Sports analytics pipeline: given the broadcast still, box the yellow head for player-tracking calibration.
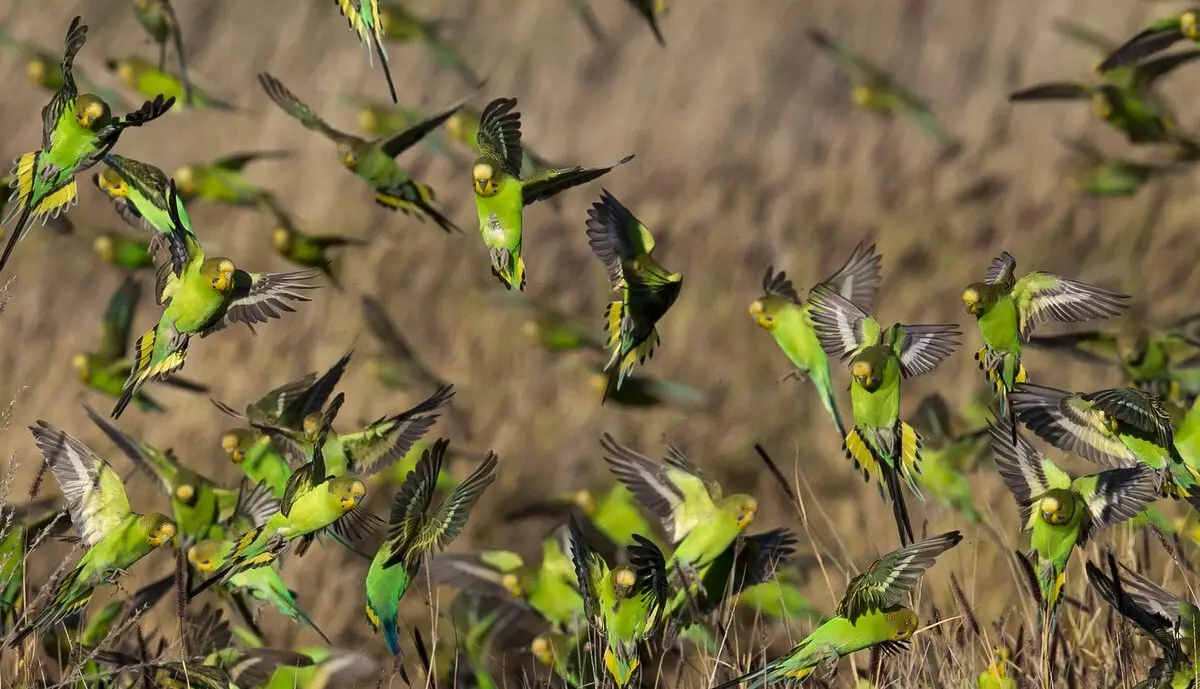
[357,110,378,135]
[886,607,919,640]
[92,234,117,264]
[725,494,758,530]
[74,94,111,130]
[473,161,500,197]
[72,353,91,381]
[97,169,129,199]
[446,114,466,143]
[27,59,47,83]
[144,514,177,548]
[748,298,781,331]
[851,358,877,390]
[201,258,236,293]
[531,636,554,667]
[221,428,251,463]
[174,483,196,505]
[187,539,230,572]
[1039,489,1076,526]
[114,60,136,85]
[1104,412,1120,435]
[272,226,293,252]
[572,489,596,515]
[337,142,359,169]
[332,477,367,511]
[173,166,196,193]
[851,84,874,106]
[961,283,987,316]
[1184,11,1199,40]
[302,413,322,442]
[501,572,524,598]
[1092,89,1114,120]
[612,566,637,597]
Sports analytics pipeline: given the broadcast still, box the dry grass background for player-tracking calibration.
[3,0,1200,686]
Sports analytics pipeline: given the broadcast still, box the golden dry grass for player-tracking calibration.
[3,0,1200,687]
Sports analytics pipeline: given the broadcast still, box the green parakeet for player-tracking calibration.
[93,230,154,271]
[1009,383,1200,503]
[106,56,229,111]
[377,1,482,85]
[909,394,989,523]
[338,95,454,157]
[808,283,961,545]
[807,27,954,144]
[495,290,605,354]
[584,190,681,399]
[84,403,234,544]
[1061,137,1181,197]
[188,538,329,642]
[472,97,633,290]
[93,154,183,238]
[602,432,757,579]
[268,201,366,289]
[175,150,288,209]
[962,251,1128,423]
[977,647,1019,689]
[990,420,1158,672]
[715,531,963,688]
[689,527,799,619]
[130,0,191,99]
[750,241,882,439]
[1099,7,1200,72]
[365,439,498,654]
[1,16,175,276]
[259,72,462,231]
[7,422,177,646]
[568,515,667,687]
[335,0,399,103]
[113,182,321,419]
[1009,51,1200,146]
[73,276,208,414]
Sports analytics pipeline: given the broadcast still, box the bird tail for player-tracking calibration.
[365,603,400,655]
[602,301,659,392]
[1,152,78,274]
[372,35,398,104]
[811,368,847,439]
[374,180,460,233]
[112,326,188,419]
[884,465,915,547]
[845,427,917,546]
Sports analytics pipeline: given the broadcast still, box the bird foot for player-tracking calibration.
[779,368,808,384]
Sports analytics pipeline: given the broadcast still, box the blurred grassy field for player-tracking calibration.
[4,0,1200,686]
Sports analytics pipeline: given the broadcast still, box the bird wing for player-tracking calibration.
[1009,82,1095,102]
[1009,382,1140,469]
[41,16,86,150]
[258,73,356,144]
[629,533,669,621]
[983,251,1017,289]
[521,156,634,207]
[816,241,882,312]
[1076,466,1159,535]
[891,323,961,378]
[277,350,353,430]
[98,276,141,364]
[806,283,878,358]
[384,438,447,561]
[585,189,657,289]
[476,97,524,176]
[342,385,454,476]
[837,531,963,623]
[601,433,717,543]
[806,27,888,85]
[29,421,132,547]
[1011,272,1129,339]
[198,269,321,337]
[246,374,318,427]
[1083,387,1174,449]
[83,402,179,491]
[567,514,606,624]
[988,419,1072,528]
[410,450,498,555]
[759,266,802,304]
[1086,558,1183,654]
[379,98,465,159]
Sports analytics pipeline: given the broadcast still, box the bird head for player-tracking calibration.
[571,489,596,515]
[107,59,136,86]
[993,647,1011,665]
[1185,11,1199,40]
[727,494,758,530]
[144,515,177,548]
[272,226,294,252]
[356,109,379,135]
[446,113,467,143]
[92,233,118,264]
[187,539,230,573]
[1092,87,1116,120]
[302,412,322,442]
[74,94,112,130]
[71,353,91,381]
[1116,332,1149,367]
[748,297,785,331]
[850,348,889,391]
[97,168,129,199]
[221,428,252,464]
[961,282,992,316]
[174,483,197,506]
[26,58,48,84]
[1102,412,1121,435]
[473,160,501,197]
[886,607,919,641]
[173,166,197,194]
[612,565,638,598]
[531,636,554,667]
[1038,489,1077,526]
[851,84,874,107]
[337,142,359,169]
[332,477,367,511]
[201,258,236,293]
[501,572,524,599]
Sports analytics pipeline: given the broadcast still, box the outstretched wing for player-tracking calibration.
[199,269,322,337]
[806,284,877,358]
[521,156,635,207]
[1009,383,1140,470]
[837,531,963,623]
[988,419,1071,528]
[41,16,87,150]
[1011,272,1129,339]
[600,432,718,543]
[342,384,455,477]
[98,276,141,363]
[1082,387,1174,449]
[476,97,524,177]
[384,438,448,565]
[817,241,882,312]
[760,266,802,304]
[379,98,466,159]
[983,251,1017,289]
[1086,557,1182,654]
[258,73,356,144]
[411,450,498,554]
[584,189,656,289]
[892,324,961,378]
[629,533,669,623]
[29,421,132,547]
[1077,466,1159,536]
[568,513,606,623]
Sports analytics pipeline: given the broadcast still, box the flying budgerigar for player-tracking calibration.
[259,72,464,232]
[472,97,634,290]
[807,283,961,545]
[174,150,289,209]
[7,423,177,646]
[1099,7,1200,72]
[715,531,963,687]
[365,438,499,655]
[750,242,882,439]
[112,182,321,419]
[962,251,1128,427]
[130,0,192,102]
[1,16,175,276]
[585,190,681,400]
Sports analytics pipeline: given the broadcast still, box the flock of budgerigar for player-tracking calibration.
[5,2,1200,689]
